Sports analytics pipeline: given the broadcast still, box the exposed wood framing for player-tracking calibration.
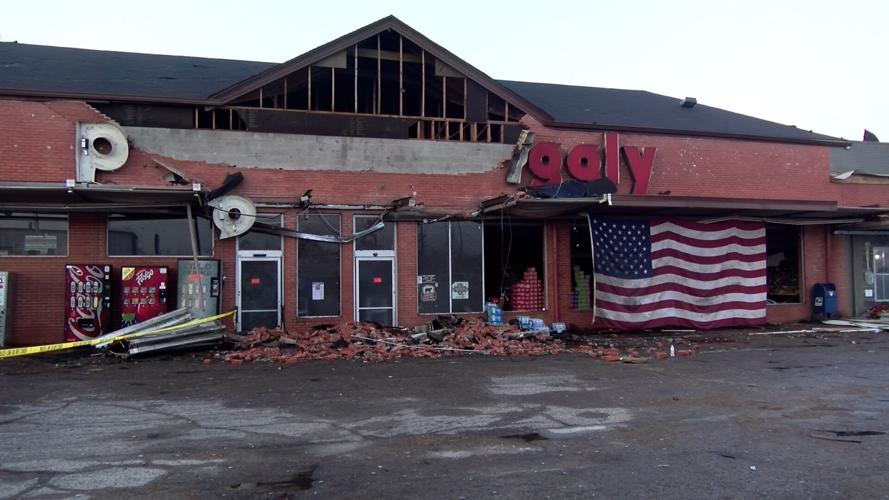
[259,87,263,109]
[354,44,358,113]
[331,67,335,111]
[283,77,288,109]
[442,76,446,118]
[376,35,381,115]
[421,49,426,118]
[211,109,216,130]
[399,35,403,116]
[308,66,312,111]
[463,78,467,121]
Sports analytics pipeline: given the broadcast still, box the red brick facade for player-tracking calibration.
[1,100,886,345]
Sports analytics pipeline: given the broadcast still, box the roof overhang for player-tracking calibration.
[479,194,889,223]
[0,182,204,212]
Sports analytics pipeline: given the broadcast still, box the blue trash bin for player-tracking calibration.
[812,283,838,319]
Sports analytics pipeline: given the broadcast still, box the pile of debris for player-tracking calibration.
[222,317,565,365]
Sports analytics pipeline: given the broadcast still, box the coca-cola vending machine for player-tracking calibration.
[120,266,168,327]
[65,264,112,341]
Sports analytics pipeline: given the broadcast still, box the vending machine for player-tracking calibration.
[120,266,169,327]
[177,259,221,318]
[0,271,11,346]
[65,264,112,341]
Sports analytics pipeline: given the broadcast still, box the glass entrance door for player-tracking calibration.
[237,258,281,332]
[356,258,395,325]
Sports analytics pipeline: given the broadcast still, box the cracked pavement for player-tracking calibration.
[1,330,888,498]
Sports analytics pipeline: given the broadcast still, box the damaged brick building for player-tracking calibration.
[1,16,887,346]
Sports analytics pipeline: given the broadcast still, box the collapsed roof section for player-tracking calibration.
[0,16,844,146]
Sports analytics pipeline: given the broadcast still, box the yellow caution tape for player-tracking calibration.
[0,310,236,359]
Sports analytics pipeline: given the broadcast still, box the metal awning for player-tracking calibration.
[0,182,204,212]
[479,194,889,224]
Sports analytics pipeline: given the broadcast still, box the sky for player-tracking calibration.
[2,0,886,141]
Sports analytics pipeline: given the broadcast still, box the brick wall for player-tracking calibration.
[2,99,886,344]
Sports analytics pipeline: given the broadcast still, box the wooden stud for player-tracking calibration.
[194,108,198,128]
[459,122,463,141]
[421,50,426,118]
[442,76,446,118]
[399,35,403,116]
[308,66,312,111]
[259,87,264,109]
[229,109,233,130]
[463,78,467,121]
[354,44,358,113]
[445,121,449,141]
[377,35,381,114]
[331,67,335,111]
[211,109,216,130]
[505,101,510,122]
[283,77,288,109]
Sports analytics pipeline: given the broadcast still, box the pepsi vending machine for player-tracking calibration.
[177,259,221,318]
[65,264,112,341]
[120,266,168,327]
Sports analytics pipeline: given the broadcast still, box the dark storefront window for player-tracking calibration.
[297,214,341,317]
[107,213,212,256]
[766,224,802,304]
[0,212,68,256]
[417,221,484,314]
[484,221,545,311]
[355,215,395,251]
[238,213,283,251]
[569,219,594,310]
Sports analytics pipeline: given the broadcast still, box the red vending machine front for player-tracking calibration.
[65,264,112,341]
[120,266,169,327]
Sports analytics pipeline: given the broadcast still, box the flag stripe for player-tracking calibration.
[596,271,766,290]
[597,294,767,311]
[651,222,765,241]
[596,305,767,322]
[651,239,765,257]
[653,257,766,274]
[596,281,768,298]
[651,219,766,234]
[652,247,765,265]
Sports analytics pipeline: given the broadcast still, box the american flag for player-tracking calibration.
[589,217,767,330]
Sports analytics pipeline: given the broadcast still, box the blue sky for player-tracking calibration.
[3,0,886,141]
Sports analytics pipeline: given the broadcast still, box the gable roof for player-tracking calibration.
[0,17,847,146]
[0,41,275,103]
[499,80,845,146]
[207,15,551,120]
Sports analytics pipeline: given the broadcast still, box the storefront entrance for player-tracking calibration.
[236,214,283,332]
[354,215,396,325]
[355,257,396,325]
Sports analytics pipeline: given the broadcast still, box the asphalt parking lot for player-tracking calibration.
[1,329,888,499]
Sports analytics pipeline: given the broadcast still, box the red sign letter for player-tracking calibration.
[622,146,656,194]
[527,142,563,185]
[566,144,600,181]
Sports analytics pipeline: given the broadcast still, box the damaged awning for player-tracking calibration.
[478,193,889,224]
[0,181,203,212]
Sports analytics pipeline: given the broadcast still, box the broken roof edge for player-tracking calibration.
[0,86,220,106]
[536,118,850,148]
[207,15,554,123]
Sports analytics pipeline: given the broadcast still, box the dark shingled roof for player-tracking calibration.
[830,141,889,175]
[0,42,276,100]
[499,80,842,145]
[0,38,845,145]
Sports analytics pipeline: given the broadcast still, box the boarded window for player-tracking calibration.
[417,221,483,314]
[107,214,212,256]
[297,214,341,316]
[0,212,68,256]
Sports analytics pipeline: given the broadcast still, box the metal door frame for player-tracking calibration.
[354,256,397,325]
[236,256,282,331]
